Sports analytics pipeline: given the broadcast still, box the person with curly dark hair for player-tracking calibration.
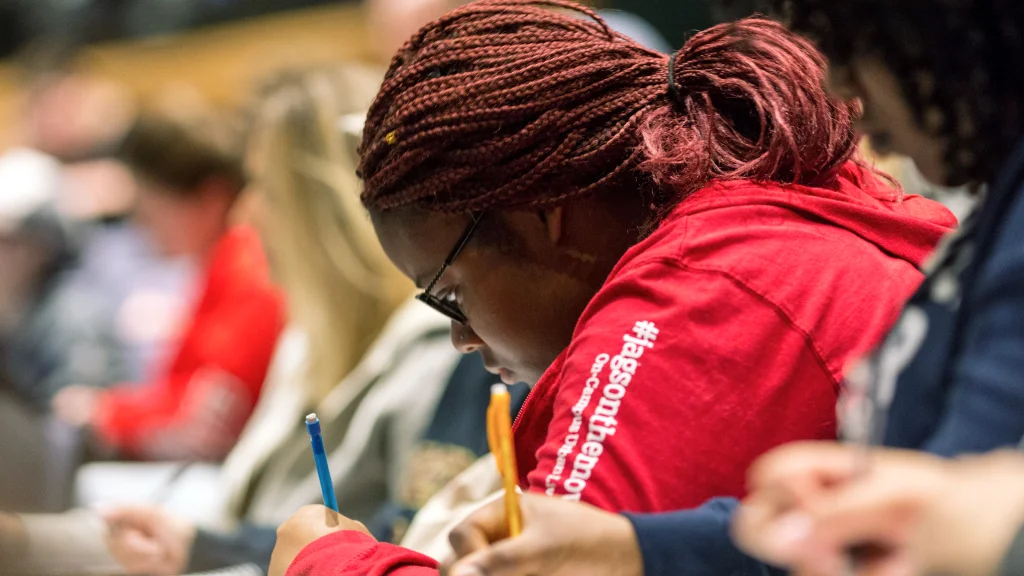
[747,0,1024,454]
[263,1,956,574]
[728,1,1024,573]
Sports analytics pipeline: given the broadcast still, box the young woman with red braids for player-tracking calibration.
[267,1,955,574]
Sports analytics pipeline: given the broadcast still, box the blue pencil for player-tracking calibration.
[305,413,339,512]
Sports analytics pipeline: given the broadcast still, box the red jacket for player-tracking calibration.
[285,164,956,575]
[93,227,285,460]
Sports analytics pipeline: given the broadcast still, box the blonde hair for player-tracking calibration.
[251,65,413,403]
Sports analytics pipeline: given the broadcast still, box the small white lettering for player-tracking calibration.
[561,321,658,498]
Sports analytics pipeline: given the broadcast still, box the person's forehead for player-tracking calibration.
[371,207,471,288]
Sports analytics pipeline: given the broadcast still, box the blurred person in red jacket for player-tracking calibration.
[51,111,285,461]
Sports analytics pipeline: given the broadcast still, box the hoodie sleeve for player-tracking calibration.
[286,531,438,576]
[521,260,840,511]
[624,499,783,576]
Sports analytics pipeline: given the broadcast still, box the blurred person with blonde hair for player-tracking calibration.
[245,66,408,409]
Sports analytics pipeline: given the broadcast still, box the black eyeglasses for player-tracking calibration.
[416,212,484,324]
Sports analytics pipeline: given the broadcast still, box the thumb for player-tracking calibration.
[448,497,509,559]
[809,479,922,548]
[103,507,160,535]
[107,528,165,573]
[121,529,163,554]
[447,537,542,576]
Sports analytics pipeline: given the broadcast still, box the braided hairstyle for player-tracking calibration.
[773,0,1024,185]
[359,0,860,219]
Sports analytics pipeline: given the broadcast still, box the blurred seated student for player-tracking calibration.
[735,443,1024,576]
[0,45,193,416]
[0,150,130,413]
[50,110,286,461]
[264,1,956,574]
[12,39,132,164]
[0,186,121,510]
[88,65,522,576]
[9,39,197,393]
[728,0,1024,571]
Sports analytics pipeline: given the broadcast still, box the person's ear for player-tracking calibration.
[538,206,564,245]
[197,176,240,211]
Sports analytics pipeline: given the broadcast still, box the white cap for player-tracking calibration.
[0,148,62,235]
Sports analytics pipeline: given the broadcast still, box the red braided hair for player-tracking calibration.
[358,0,860,216]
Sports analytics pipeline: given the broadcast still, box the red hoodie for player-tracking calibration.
[285,164,955,575]
[93,226,285,460]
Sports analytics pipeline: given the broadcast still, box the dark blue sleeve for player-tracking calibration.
[623,498,783,576]
[187,523,277,573]
[924,186,1024,457]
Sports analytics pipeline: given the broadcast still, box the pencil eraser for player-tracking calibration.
[305,413,322,435]
[491,383,507,395]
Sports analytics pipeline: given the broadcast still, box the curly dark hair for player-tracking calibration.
[771,0,1024,185]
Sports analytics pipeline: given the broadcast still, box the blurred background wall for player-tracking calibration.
[0,0,764,151]
[0,2,379,150]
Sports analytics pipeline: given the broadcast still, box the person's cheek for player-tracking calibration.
[472,269,535,370]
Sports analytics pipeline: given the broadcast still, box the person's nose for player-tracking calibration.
[451,319,485,354]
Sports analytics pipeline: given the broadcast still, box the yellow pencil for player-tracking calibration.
[487,383,522,537]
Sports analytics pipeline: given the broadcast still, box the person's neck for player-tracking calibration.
[563,195,649,291]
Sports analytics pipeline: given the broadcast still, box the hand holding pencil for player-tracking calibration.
[267,414,370,576]
[445,494,643,576]
[440,385,642,576]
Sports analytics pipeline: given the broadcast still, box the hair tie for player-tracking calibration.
[667,51,681,102]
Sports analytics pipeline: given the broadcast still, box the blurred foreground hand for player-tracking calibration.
[733,442,1024,576]
[105,506,195,576]
[445,493,642,576]
[269,505,370,576]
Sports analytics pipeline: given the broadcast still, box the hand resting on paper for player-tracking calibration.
[104,505,196,576]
